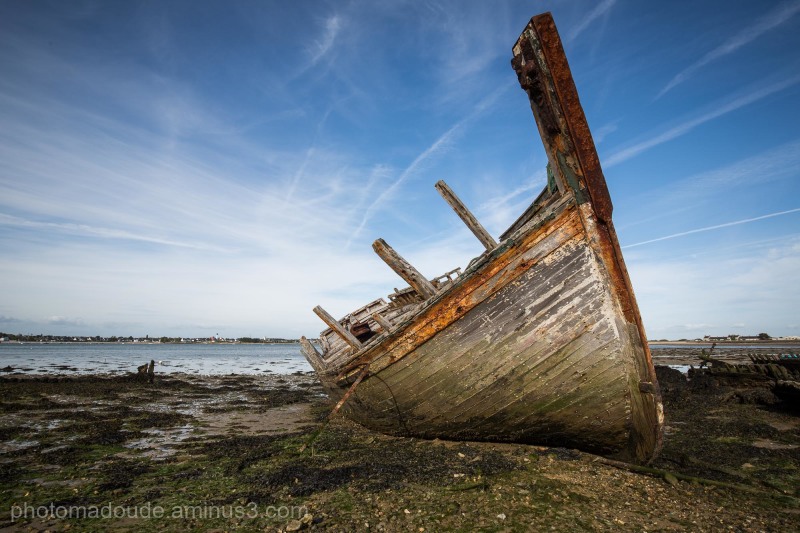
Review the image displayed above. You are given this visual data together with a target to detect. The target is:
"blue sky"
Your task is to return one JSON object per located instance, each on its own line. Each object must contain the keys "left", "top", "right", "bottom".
{"left": 1, "top": 0, "right": 799, "bottom": 340}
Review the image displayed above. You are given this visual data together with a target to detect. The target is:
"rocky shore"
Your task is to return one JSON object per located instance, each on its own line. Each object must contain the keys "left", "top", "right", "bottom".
{"left": 1, "top": 349, "right": 798, "bottom": 531}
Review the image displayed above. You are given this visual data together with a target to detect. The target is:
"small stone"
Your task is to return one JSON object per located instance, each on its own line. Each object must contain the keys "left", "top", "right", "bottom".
{"left": 457, "top": 452, "right": 465, "bottom": 458}
{"left": 497, "top": 513, "right": 506, "bottom": 520}
{"left": 663, "top": 472, "right": 679, "bottom": 487}
{"left": 404, "top": 509, "right": 411, "bottom": 515}
{"left": 300, "top": 513, "right": 313, "bottom": 526}
{"left": 285, "top": 520, "right": 303, "bottom": 532}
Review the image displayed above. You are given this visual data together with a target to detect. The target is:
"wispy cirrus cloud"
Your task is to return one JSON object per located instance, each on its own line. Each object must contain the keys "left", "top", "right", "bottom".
{"left": 310, "top": 15, "right": 342, "bottom": 66}
{"left": 624, "top": 139, "right": 800, "bottom": 222}
{"left": 348, "top": 83, "right": 511, "bottom": 245}
{"left": 606, "top": 75, "right": 800, "bottom": 167}
{"left": 657, "top": 0, "right": 800, "bottom": 98}
{"left": 566, "top": 0, "right": 617, "bottom": 43}
{"left": 622, "top": 207, "right": 800, "bottom": 249}
{"left": 0, "top": 214, "right": 234, "bottom": 253}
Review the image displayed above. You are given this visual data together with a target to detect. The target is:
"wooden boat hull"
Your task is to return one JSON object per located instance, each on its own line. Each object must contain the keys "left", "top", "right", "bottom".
{"left": 301, "top": 13, "right": 664, "bottom": 464}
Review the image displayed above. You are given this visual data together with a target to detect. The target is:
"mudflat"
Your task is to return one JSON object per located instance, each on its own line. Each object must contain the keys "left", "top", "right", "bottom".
{"left": 1, "top": 364, "right": 798, "bottom": 532}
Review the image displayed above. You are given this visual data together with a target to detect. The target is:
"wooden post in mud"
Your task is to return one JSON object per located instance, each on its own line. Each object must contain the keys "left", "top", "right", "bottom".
{"left": 435, "top": 180, "right": 497, "bottom": 251}
{"left": 372, "top": 239, "right": 437, "bottom": 300}
{"left": 371, "top": 312, "right": 393, "bottom": 332}
{"left": 136, "top": 360, "right": 155, "bottom": 382}
{"left": 313, "top": 306, "right": 362, "bottom": 349}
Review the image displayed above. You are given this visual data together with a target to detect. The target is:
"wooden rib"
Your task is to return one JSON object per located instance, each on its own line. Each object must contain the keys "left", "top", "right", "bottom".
{"left": 313, "top": 305, "right": 362, "bottom": 349}
{"left": 371, "top": 312, "right": 393, "bottom": 332}
{"left": 372, "top": 238, "right": 436, "bottom": 300}
{"left": 435, "top": 180, "right": 498, "bottom": 250}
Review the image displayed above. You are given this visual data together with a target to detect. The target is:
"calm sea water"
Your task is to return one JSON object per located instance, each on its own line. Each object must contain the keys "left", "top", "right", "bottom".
{"left": 0, "top": 342, "right": 312, "bottom": 375}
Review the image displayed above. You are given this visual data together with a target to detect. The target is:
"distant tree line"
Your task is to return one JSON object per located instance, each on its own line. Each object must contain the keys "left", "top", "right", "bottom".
{"left": 0, "top": 333, "right": 300, "bottom": 344}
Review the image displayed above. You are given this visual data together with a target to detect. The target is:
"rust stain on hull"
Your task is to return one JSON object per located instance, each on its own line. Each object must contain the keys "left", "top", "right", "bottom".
{"left": 301, "top": 12, "right": 664, "bottom": 465}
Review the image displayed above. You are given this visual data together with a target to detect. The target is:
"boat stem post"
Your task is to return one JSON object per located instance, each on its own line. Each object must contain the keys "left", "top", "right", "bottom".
{"left": 299, "top": 336, "right": 321, "bottom": 357}
{"left": 372, "top": 239, "right": 437, "bottom": 300}
{"left": 299, "top": 336, "right": 325, "bottom": 374}
{"left": 312, "top": 306, "right": 362, "bottom": 349}
{"left": 435, "top": 180, "right": 498, "bottom": 250}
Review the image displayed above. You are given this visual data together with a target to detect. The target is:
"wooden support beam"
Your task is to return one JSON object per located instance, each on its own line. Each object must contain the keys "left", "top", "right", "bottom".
{"left": 372, "top": 239, "right": 437, "bottom": 300}
{"left": 313, "top": 305, "right": 362, "bottom": 349}
{"left": 371, "top": 312, "right": 393, "bottom": 332}
{"left": 435, "top": 180, "right": 498, "bottom": 250}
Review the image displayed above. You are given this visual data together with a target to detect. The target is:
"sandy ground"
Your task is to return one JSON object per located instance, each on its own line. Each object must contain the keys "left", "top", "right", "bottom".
{"left": 1, "top": 349, "right": 798, "bottom": 532}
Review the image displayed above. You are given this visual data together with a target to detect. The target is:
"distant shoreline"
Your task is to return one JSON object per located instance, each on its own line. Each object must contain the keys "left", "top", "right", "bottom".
{"left": 0, "top": 340, "right": 302, "bottom": 345}
{"left": 648, "top": 340, "right": 800, "bottom": 346}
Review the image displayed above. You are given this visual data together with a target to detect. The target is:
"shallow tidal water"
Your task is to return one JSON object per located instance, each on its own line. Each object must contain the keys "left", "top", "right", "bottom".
{"left": 0, "top": 342, "right": 312, "bottom": 375}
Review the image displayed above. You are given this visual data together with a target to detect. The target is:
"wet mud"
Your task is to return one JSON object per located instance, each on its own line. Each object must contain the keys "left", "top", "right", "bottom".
{"left": 1, "top": 353, "right": 798, "bottom": 531}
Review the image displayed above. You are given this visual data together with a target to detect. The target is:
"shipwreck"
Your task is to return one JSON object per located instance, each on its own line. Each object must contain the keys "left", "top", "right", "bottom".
{"left": 300, "top": 13, "right": 664, "bottom": 464}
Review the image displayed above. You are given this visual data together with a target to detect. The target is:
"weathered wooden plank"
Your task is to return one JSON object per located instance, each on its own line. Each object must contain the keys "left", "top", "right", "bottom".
{"left": 378, "top": 245, "right": 611, "bottom": 416}
{"left": 372, "top": 238, "right": 437, "bottom": 300}
{"left": 299, "top": 336, "right": 326, "bottom": 374}
{"left": 299, "top": 336, "right": 320, "bottom": 358}
{"left": 435, "top": 180, "right": 497, "bottom": 250}
{"left": 313, "top": 305, "right": 362, "bottom": 349}
{"left": 378, "top": 227, "right": 589, "bottom": 394}
{"left": 371, "top": 312, "right": 393, "bottom": 332}
{"left": 345, "top": 200, "right": 580, "bottom": 378}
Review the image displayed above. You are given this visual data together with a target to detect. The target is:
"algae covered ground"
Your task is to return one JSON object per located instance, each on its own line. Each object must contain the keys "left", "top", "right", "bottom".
{"left": 0, "top": 360, "right": 798, "bottom": 532}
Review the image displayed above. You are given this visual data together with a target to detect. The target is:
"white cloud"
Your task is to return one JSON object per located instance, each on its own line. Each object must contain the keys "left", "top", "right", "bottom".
{"left": 629, "top": 236, "right": 800, "bottom": 338}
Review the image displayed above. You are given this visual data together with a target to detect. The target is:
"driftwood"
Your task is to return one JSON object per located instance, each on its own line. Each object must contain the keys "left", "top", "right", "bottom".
{"left": 693, "top": 349, "right": 800, "bottom": 402}
{"left": 592, "top": 455, "right": 799, "bottom": 505}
